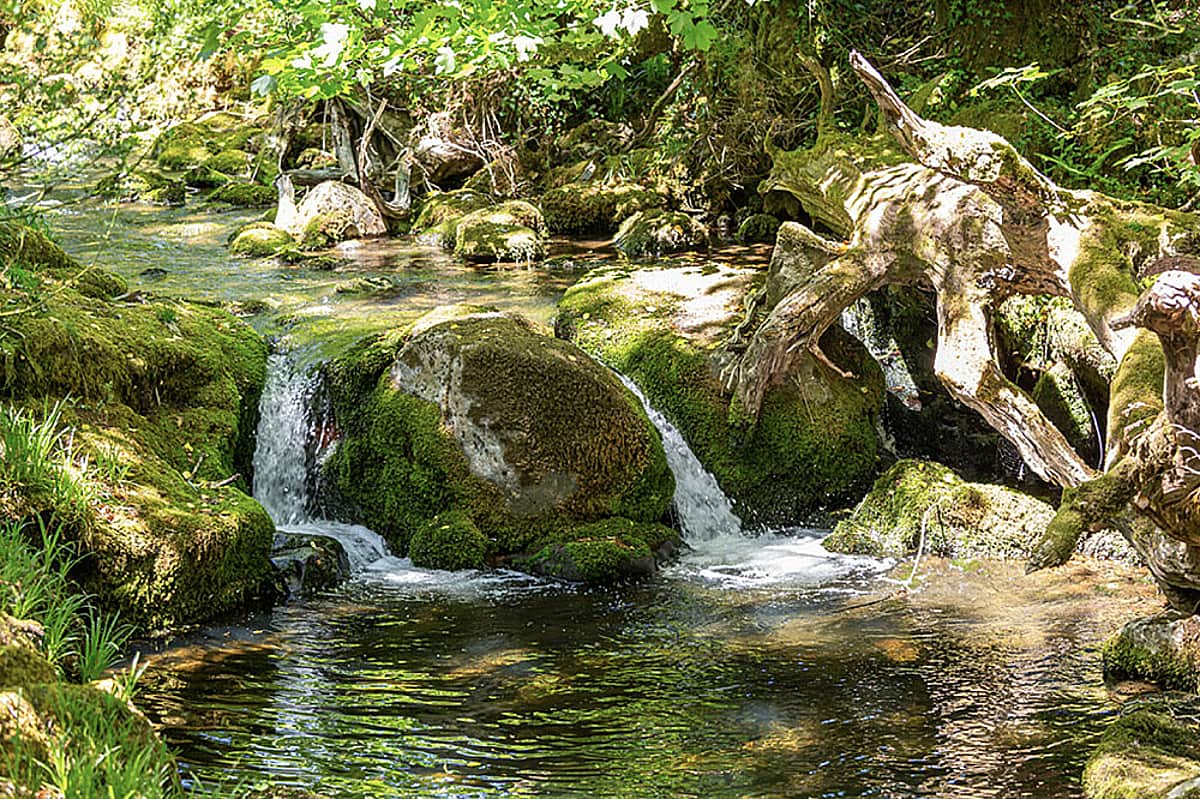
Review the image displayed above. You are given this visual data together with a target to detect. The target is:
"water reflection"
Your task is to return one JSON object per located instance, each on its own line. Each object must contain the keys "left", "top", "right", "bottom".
{"left": 137, "top": 554, "right": 1160, "bottom": 798}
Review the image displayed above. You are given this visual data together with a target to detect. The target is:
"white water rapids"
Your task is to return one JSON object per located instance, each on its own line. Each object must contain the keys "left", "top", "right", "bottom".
{"left": 252, "top": 353, "right": 887, "bottom": 593}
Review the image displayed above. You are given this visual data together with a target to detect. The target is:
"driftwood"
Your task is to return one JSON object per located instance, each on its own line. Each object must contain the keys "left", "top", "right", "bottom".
{"left": 726, "top": 51, "right": 1200, "bottom": 602}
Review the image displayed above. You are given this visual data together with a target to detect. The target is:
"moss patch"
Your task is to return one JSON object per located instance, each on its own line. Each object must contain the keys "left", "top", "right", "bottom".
{"left": 541, "top": 182, "right": 664, "bottom": 235}
{"left": 208, "top": 181, "right": 275, "bottom": 207}
{"left": 409, "top": 510, "right": 488, "bottom": 570}
{"left": 1084, "top": 707, "right": 1200, "bottom": 799}
{"left": 1102, "top": 615, "right": 1200, "bottom": 692}
{"left": 230, "top": 222, "right": 294, "bottom": 257}
{"left": 614, "top": 210, "right": 708, "bottom": 258}
{"left": 824, "top": 459, "right": 1054, "bottom": 559}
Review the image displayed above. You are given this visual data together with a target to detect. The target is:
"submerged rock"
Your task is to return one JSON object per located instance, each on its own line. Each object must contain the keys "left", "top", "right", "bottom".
{"left": 824, "top": 459, "right": 1054, "bottom": 559}
{"left": 614, "top": 210, "right": 708, "bottom": 257}
{"left": 0, "top": 222, "right": 275, "bottom": 631}
{"left": 271, "top": 531, "right": 352, "bottom": 597}
{"left": 318, "top": 306, "right": 676, "bottom": 583}
{"left": 1103, "top": 614, "right": 1200, "bottom": 691}
{"left": 557, "top": 263, "right": 884, "bottom": 525}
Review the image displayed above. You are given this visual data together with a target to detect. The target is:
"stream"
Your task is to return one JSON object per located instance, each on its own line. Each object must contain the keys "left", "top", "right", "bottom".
{"left": 34, "top": 194, "right": 1162, "bottom": 798}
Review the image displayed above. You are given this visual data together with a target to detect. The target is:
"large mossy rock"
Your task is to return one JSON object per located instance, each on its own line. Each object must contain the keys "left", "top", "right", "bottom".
{"left": 1103, "top": 614, "right": 1200, "bottom": 691}
{"left": 541, "top": 182, "right": 664, "bottom": 235}
{"left": 318, "top": 306, "right": 676, "bottom": 583}
{"left": 556, "top": 263, "right": 884, "bottom": 525}
{"left": 1084, "top": 706, "right": 1200, "bottom": 799}
{"left": 824, "top": 459, "right": 1054, "bottom": 559}
{"left": 230, "top": 222, "right": 295, "bottom": 258}
{"left": 412, "top": 189, "right": 494, "bottom": 247}
{"left": 0, "top": 223, "right": 275, "bottom": 631}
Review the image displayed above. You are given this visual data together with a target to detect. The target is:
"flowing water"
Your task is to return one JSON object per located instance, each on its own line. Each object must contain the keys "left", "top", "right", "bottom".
{"left": 26, "top": 193, "right": 1162, "bottom": 798}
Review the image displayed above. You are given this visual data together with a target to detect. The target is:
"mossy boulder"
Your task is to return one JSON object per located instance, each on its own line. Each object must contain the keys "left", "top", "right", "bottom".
{"left": 412, "top": 189, "right": 494, "bottom": 247}
{"left": 95, "top": 170, "right": 186, "bottom": 205}
{"left": 0, "top": 617, "right": 54, "bottom": 688}
{"left": 1084, "top": 706, "right": 1200, "bottom": 799}
{"left": 1102, "top": 614, "right": 1200, "bottom": 692}
{"left": 614, "top": 210, "right": 708, "bottom": 257}
{"left": 409, "top": 510, "right": 488, "bottom": 570}
{"left": 557, "top": 263, "right": 884, "bottom": 525}
{"left": 152, "top": 113, "right": 266, "bottom": 171}
{"left": 541, "top": 183, "right": 664, "bottom": 235}
{"left": 737, "top": 213, "right": 781, "bottom": 244}
{"left": 209, "top": 180, "right": 276, "bottom": 207}
{"left": 184, "top": 148, "right": 254, "bottom": 188}
{"left": 1033, "top": 360, "right": 1101, "bottom": 465}
{"left": 452, "top": 201, "right": 548, "bottom": 263}
{"left": 230, "top": 222, "right": 295, "bottom": 257}
{"left": 0, "top": 224, "right": 275, "bottom": 631}
{"left": 824, "top": 460, "right": 1054, "bottom": 559}
{"left": 281, "top": 179, "right": 388, "bottom": 249}
{"left": 318, "top": 306, "right": 675, "bottom": 583}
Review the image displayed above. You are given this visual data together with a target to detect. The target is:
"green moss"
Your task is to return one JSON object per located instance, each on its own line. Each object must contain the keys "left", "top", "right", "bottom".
{"left": 1108, "top": 330, "right": 1165, "bottom": 447}
{"left": 230, "top": 223, "right": 294, "bottom": 257}
{"left": 737, "top": 213, "right": 781, "bottom": 244}
{"left": 152, "top": 117, "right": 266, "bottom": 172}
{"left": 0, "top": 643, "right": 55, "bottom": 688}
{"left": 541, "top": 182, "right": 664, "bottom": 235}
{"left": 1084, "top": 709, "right": 1200, "bottom": 799}
{"left": 409, "top": 510, "right": 488, "bottom": 570}
{"left": 530, "top": 537, "right": 653, "bottom": 584}
{"left": 825, "top": 459, "right": 1054, "bottom": 559}
{"left": 208, "top": 181, "right": 275, "bottom": 207}
{"left": 204, "top": 148, "right": 251, "bottom": 175}
{"left": 614, "top": 210, "right": 708, "bottom": 257}
{"left": 557, "top": 266, "right": 881, "bottom": 524}
{"left": 95, "top": 170, "right": 185, "bottom": 206}
{"left": 1102, "top": 635, "right": 1199, "bottom": 692}
{"left": 297, "top": 209, "right": 360, "bottom": 250}
{"left": 1032, "top": 362, "right": 1096, "bottom": 455}
{"left": 412, "top": 189, "right": 493, "bottom": 243}
{"left": 0, "top": 222, "right": 126, "bottom": 299}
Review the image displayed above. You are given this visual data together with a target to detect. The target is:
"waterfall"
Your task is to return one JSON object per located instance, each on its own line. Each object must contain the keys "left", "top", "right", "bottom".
{"left": 617, "top": 374, "right": 742, "bottom": 541}
{"left": 254, "top": 352, "right": 389, "bottom": 572}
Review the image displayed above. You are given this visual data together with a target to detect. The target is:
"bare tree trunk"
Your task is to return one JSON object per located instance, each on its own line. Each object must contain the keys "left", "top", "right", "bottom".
{"left": 727, "top": 52, "right": 1200, "bottom": 589}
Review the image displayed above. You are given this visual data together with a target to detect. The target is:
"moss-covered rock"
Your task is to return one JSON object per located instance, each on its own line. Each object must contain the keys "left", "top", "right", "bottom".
{"left": 318, "top": 306, "right": 675, "bottom": 583}
{"left": 1102, "top": 614, "right": 1200, "bottom": 691}
{"left": 824, "top": 459, "right": 1054, "bottom": 559}
{"left": 0, "top": 224, "right": 275, "bottom": 631}
{"left": 737, "top": 213, "right": 781, "bottom": 244}
{"left": 541, "top": 182, "right": 664, "bottom": 235}
{"left": 230, "top": 222, "right": 295, "bottom": 257}
{"left": 409, "top": 510, "right": 488, "bottom": 570}
{"left": 412, "top": 189, "right": 494, "bottom": 247}
{"left": 451, "top": 202, "right": 548, "bottom": 262}
{"left": 281, "top": 179, "right": 388, "bottom": 249}
{"left": 209, "top": 180, "right": 276, "bottom": 207}
{"left": 1084, "top": 706, "right": 1200, "bottom": 799}
{"left": 0, "top": 115, "right": 22, "bottom": 159}
{"left": 152, "top": 114, "right": 266, "bottom": 171}
{"left": 614, "top": 210, "right": 708, "bottom": 257}
{"left": 95, "top": 170, "right": 186, "bottom": 205}
{"left": 557, "top": 263, "right": 883, "bottom": 525}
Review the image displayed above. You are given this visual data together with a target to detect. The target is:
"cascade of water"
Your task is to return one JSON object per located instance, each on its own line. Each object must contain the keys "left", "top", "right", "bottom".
{"left": 617, "top": 374, "right": 742, "bottom": 541}
{"left": 254, "top": 352, "right": 389, "bottom": 572}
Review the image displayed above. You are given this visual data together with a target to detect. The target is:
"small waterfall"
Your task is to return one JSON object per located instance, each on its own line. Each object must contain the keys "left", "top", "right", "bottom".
{"left": 618, "top": 374, "right": 742, "bottom": 540}
{"left": 254, "top": 353, "right": 318, "bottom": 525}
{"left": 254, "top": 352, "right": 389, "bottom": 573}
